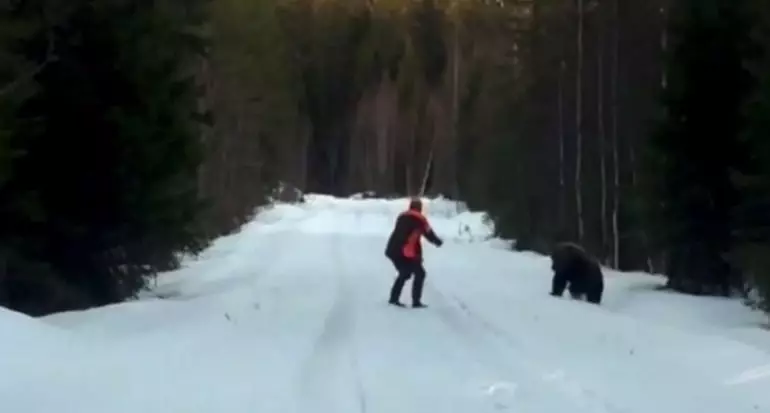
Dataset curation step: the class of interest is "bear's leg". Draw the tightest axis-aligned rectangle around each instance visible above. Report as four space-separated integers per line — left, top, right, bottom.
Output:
585 277 604 304
585 265 604 305
568 278 585 299
586 288 602 304
569 290 585 300
567 264 589 300
551 272 568 297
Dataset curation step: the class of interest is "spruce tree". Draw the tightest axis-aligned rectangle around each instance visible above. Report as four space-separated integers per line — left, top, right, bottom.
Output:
645 0 756 296
731 1 770 310
0 0 208 314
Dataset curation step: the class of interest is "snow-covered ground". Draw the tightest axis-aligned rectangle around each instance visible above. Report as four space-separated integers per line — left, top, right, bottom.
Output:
2 194 770 413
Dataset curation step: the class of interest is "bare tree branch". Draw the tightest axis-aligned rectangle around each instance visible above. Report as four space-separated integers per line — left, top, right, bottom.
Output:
0 5 57 98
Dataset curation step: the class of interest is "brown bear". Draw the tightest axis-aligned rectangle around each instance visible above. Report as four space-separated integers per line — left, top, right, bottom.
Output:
549 242 604 305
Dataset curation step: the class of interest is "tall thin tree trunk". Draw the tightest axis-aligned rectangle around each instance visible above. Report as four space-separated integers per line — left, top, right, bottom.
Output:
297 122 309 190
406 112 416 195
611 0 620 269
598 12 608 264
558 59 567 236
661 6 668 90
628 144 654 272
449 18 461 198
575 0 585 242
419 147 433 196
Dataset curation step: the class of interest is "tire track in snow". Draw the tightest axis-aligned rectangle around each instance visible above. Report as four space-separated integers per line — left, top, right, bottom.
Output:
330 233 369 413
169 207 330 326
240 208 327 286
183 211 325 323
426 284 631 413
294 233 366 413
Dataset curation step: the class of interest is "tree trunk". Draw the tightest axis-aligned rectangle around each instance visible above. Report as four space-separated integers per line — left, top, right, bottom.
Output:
575 0 585 242
598 10 608 263
558 59 567 237
628 144 654 272
661 6 668 90
419 146 433 196
611 0 620 269
449 19 461 197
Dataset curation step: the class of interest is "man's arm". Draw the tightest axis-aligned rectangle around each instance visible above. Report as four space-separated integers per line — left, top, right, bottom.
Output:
423 225 443 247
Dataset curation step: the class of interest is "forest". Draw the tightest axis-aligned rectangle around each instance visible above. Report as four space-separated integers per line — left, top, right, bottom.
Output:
0 0 769 316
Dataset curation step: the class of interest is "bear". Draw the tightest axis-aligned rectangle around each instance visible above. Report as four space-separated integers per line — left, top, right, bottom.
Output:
549 242 604 305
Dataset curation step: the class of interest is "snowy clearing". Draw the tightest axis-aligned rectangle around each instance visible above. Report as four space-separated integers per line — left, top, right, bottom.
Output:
2 194 770 413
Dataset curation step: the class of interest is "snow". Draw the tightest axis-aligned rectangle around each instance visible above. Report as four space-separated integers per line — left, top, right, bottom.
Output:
2 194 770 413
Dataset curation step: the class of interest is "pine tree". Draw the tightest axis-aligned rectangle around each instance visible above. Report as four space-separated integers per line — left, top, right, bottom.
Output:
0 1 75 311
0 0 208 314
644 0 756 296
201 0 305 236
731 0 770 310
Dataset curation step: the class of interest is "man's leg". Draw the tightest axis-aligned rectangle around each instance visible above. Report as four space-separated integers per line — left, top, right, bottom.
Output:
389 257 412 304
411 261 427 307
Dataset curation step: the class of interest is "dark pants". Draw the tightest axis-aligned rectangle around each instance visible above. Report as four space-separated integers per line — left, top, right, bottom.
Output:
388 255 426 305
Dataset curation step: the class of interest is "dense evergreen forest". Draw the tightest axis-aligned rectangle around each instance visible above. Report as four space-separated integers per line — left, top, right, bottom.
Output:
1 0 769 316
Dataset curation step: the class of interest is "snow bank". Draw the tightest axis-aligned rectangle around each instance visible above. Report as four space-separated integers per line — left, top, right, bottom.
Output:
0 307 84 387
258 193 494 243
599 270 770 352
0 308 75 353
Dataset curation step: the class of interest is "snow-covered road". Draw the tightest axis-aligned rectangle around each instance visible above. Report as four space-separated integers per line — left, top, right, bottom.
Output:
2 195 770 413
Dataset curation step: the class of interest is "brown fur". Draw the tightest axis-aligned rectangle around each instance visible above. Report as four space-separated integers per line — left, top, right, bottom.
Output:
550 242 604 304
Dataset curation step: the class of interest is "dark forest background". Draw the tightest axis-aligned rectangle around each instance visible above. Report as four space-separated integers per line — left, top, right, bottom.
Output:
1 0 770 317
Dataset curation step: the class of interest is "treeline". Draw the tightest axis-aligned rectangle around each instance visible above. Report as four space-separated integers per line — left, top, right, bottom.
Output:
0 0 210 315
2 0 770 315
465 0 770 311
645 0 770 308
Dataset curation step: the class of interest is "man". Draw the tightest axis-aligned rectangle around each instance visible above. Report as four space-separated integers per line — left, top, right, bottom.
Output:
384 198 443 308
